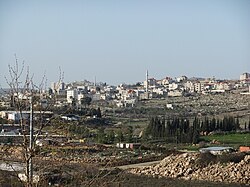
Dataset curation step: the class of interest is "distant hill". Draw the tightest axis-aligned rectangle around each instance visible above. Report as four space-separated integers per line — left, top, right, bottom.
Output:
188 77 206 81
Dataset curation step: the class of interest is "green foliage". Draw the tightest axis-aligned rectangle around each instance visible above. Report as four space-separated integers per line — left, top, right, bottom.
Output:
96 128 106 143
0 117 8 124
144 116 198 144
68 124 89 138
201 132 250 146
106 130 115 143
80 96 92 108
116 130 124 143
144 115 244 144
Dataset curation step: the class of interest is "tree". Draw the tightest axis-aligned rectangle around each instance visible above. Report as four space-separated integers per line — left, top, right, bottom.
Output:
96 107 102 118
96 128 106 143
4 57 62 186
106 130 115 143
116 130 124 143
80 96 92 108
125 126 133 142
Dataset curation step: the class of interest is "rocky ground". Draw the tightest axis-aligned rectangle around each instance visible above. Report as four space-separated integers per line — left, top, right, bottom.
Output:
128 152 250 184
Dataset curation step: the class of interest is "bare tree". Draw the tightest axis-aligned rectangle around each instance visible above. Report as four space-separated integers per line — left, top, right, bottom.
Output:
1 56 123 186
3 56 63 186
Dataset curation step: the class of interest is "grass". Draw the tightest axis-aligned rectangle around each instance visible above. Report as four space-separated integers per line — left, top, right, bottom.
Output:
201 132 250 147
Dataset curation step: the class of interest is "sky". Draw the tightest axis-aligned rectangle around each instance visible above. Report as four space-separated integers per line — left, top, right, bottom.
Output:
0 0 250 87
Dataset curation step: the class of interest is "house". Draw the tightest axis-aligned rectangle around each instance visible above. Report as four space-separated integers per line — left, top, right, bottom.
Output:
177 76 187 82
240 72 250 84
92 93 101 101
66 89 78 103
194 82 205 93
184 81 195 93
0 111 30 122
168 90 183 97
61 114 79 121
168 83 179 90
166 104 173 109
240 86 250 95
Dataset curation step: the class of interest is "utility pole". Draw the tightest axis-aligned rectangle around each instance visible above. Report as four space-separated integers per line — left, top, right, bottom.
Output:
29 96 33 186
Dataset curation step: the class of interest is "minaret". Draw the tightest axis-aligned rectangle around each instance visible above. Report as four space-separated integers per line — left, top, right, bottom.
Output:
145 70 149 99
146 70 149 92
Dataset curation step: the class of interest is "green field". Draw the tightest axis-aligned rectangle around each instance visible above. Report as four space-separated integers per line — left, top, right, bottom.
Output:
201 132 250 147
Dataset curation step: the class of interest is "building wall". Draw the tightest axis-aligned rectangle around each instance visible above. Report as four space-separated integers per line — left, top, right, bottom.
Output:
66 89 78 103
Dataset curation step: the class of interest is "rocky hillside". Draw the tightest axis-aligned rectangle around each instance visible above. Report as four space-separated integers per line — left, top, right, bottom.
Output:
128 153 250 184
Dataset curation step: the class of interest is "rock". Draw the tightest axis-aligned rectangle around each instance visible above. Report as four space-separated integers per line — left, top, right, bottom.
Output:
244 155 250 163
127 152 250 184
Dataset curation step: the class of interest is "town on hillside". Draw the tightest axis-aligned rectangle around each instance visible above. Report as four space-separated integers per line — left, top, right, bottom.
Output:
2 71 248 109
0 72 250 186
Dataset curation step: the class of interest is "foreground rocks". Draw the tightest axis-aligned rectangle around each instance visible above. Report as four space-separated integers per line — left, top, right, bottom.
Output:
128 153 250 184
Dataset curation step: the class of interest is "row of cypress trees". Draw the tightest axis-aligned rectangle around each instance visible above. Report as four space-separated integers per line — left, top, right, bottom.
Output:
144 116 243 144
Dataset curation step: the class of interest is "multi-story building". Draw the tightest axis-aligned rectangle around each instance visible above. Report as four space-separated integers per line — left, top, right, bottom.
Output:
240 72 250 84
194 82 204 93
66 89 78 103
184 81 195 93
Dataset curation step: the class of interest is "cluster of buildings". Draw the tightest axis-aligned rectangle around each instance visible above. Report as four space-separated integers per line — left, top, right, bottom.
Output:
47 72 250 108
0 72 249 109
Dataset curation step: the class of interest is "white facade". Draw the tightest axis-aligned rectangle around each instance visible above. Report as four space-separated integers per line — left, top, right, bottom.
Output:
77 93 85 104
215 82 232 91
166 104 173 109
240 72 250 84
169 83 179 90
184 81 195 92
67 89 78 103
92 93 101 101
240 73 250 81
177 76 187 82
194 82 204 93
168 90 182 97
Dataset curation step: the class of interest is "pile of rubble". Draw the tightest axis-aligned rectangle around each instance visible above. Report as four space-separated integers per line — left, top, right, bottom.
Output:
129 153 250 184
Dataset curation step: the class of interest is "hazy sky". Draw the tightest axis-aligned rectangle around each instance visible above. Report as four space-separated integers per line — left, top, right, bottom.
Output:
0 0 250 87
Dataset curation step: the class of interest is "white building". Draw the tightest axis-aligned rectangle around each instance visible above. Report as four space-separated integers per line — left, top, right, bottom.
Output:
66 89 78 103
240 72 250 81
168 90 182 97
215 82 232 91
92 93 101 101
184 81 195 92
168 83 179 90
240 72 250 84
177 76 187 82
152 88 165 95
194 82 204 93
166 104 173 109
